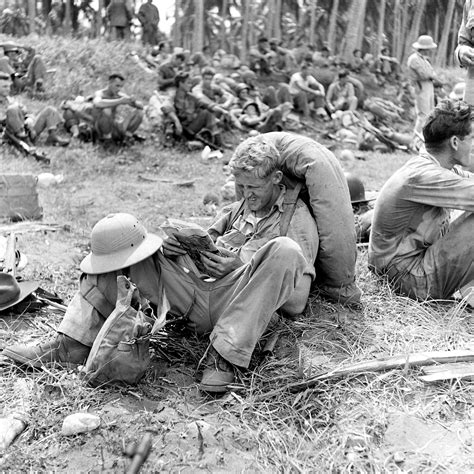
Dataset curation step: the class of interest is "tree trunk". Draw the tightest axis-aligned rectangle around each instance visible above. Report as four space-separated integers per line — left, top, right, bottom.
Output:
447 7 459 67
97 0 103 37
435 0 456 67
241 0 250 63
433 10 439 47
376 0 386 57
64 0 72 35
274 0 282 41
220 0 228 49
193 0 204 52
27 0 35 34
343 0 367 62
327 0 340 53
392 0 401 60
174 0 181 47
309 0 317 46
267 0 274 38
402 0 427 64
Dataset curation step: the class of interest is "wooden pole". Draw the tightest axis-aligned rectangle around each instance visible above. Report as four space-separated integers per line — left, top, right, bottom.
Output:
309 0 317 46
27 0 35 35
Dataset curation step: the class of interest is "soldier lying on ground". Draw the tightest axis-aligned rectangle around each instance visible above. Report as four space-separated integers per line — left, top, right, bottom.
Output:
0 71 69 146
369 99 474 300
0 42 47 94
3 134 360 393
238 101 284 134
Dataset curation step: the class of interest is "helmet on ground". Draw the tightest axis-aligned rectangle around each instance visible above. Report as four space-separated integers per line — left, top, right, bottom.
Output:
345 172 368 203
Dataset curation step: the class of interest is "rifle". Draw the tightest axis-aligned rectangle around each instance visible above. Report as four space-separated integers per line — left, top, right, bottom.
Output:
2 128 50 164
184 127 223 153
355 113 409 152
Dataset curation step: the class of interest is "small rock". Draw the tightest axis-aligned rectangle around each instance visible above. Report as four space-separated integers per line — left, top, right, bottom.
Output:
393 451 405 463
0 415 27 453
61 413 100 436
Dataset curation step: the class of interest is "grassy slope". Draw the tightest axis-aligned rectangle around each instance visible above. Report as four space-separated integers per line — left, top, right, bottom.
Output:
0 35 473 472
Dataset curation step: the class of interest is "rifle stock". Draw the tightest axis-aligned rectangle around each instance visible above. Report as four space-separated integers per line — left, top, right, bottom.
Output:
2 128 50 164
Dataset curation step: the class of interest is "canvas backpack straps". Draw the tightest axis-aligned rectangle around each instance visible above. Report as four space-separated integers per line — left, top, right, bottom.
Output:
224 198 246 233
80 274 116 318
279 182 303 237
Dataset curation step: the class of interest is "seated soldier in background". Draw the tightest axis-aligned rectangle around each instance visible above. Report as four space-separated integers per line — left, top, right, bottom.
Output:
268 38 297 76
326 69 358 115
0 71 69 146
192 66 235 111
61 96 95 141
369 99 474 301
162 71 226 147
92 72 144 145
0 42 47 94
157 52 186 91
249 37 274 75
289 62 327 119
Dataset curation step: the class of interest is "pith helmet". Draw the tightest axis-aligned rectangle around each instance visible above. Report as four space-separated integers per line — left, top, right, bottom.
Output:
80 213 163 274
412 35 437 50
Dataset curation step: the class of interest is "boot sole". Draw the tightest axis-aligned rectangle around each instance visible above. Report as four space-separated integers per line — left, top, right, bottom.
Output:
2 348 80 369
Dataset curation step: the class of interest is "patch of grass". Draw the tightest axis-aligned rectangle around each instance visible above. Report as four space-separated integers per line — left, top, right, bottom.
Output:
0 34 472 472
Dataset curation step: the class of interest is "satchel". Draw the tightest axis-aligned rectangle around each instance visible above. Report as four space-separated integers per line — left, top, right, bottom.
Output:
83 275 154 387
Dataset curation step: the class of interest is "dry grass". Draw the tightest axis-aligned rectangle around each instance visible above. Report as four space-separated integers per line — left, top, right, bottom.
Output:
0 35 473 472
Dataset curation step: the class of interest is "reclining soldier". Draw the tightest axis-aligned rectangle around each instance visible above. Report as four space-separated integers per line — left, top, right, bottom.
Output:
3 134 359 393
0 42 47 94
0 71 69 146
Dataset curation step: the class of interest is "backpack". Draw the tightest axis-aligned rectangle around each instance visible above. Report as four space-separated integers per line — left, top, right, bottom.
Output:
82 275 156 387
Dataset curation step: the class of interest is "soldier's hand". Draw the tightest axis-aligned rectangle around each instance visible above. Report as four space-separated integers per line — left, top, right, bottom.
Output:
174 122 183 135
458 45 474 67
201 249 244 278
162 236 187 258
213 106 227 117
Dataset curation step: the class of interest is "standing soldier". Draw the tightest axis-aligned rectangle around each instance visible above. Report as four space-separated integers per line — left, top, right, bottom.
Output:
137 0 160 46
406 35 439 147
106 0 133 41
456 0 474 104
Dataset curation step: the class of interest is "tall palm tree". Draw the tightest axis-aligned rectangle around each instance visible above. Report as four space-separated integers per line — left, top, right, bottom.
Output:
402 0 427 63
435 0 456 67
342 0 367 61
376 0 386 57
327 0 340 52
193 0 205 51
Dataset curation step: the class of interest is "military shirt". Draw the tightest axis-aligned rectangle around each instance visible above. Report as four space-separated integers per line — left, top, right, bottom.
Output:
208 186 318 279
368 152 474 273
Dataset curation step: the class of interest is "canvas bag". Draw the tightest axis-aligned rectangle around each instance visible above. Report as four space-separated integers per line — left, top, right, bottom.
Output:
83 275 157 387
